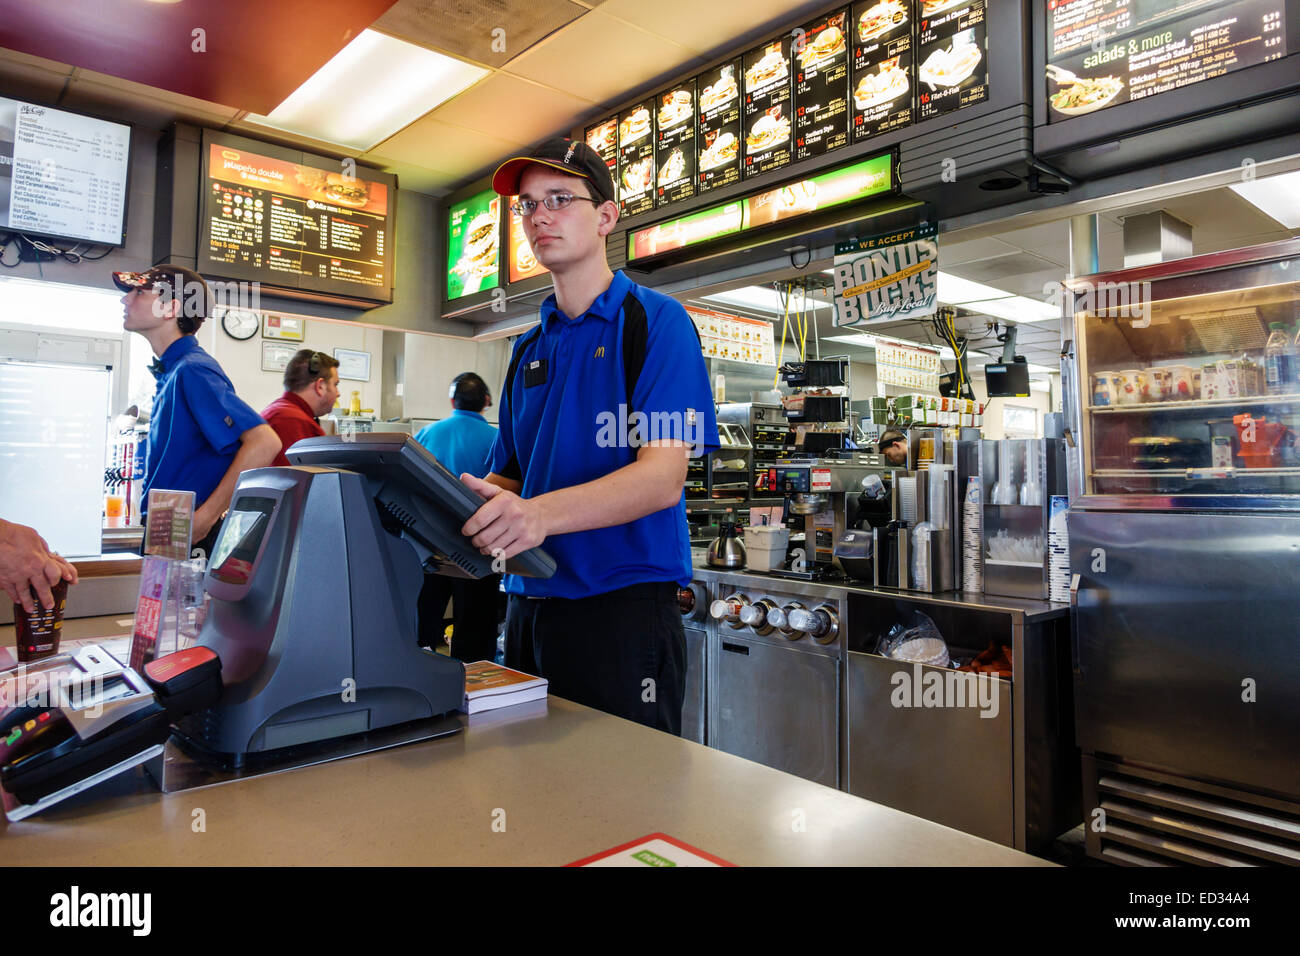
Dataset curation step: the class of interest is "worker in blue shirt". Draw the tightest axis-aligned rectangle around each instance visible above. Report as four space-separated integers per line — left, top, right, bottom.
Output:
114 265 281 558
413 373 502 662
459 138 718 736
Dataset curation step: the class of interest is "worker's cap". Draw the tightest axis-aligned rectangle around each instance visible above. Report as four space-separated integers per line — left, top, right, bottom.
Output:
491 137 615 204
113 264 213 332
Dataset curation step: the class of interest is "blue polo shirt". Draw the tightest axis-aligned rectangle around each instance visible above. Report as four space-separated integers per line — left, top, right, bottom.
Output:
143 335 265 512
488 270 718 598
414 409 498 479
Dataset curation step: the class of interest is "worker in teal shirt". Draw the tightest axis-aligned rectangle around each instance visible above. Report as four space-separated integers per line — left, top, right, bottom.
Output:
413 373 502 662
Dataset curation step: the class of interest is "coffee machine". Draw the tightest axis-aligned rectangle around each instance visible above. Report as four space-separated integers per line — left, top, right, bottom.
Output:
767 455 892 579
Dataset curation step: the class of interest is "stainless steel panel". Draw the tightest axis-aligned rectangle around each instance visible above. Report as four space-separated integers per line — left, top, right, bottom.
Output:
682 624 706 745
846 651 1014 846
713 637 839 788
1070 509 1300 799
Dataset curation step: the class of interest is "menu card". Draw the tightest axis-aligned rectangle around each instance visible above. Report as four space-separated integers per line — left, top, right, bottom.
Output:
742 37 794 179
616 99 655 219
916 0 989 120
851 0 915 139
655 81 697 207
697 60 742 194
585 116 617 176
794 9 852 161
1045 0 1289 121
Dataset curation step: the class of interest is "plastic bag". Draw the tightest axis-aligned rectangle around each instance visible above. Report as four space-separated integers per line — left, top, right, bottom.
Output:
876 610 950 667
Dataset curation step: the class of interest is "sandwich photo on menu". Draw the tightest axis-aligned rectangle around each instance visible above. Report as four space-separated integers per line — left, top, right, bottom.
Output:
854 57 909 109
658 89 693 129
746 44 789 89
746 108 791 153
515 241 538 276
621 156 653 197
922 0 968 15
619 107 651 145
453 211 498 281
919 30 983 89
858 0 908 42
798 21 846 69
586 121 615 155
699 131 738 170
700 67 738 111
658 148 686 186
295 168 372 209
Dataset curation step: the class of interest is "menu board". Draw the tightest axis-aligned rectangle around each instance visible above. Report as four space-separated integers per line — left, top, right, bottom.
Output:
794 9 852 161
445 189 500 301
916 0 989 120
200 138 393 301
851 1 916 139
688 308 777 366
1044 0 1291 120
585 117 617 175
743 37 794 179
697 60 743 194
655 81 696 207
506 206 548 284
0 97 130 245
616 99 655 218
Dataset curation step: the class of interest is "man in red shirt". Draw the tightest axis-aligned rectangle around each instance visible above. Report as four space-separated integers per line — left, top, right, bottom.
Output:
261 350 341 466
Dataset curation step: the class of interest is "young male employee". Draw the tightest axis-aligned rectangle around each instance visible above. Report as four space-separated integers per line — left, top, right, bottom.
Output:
878 429 909 467
262 349 340 466
115 265 281 557
414 372 502 662
460 138 718 735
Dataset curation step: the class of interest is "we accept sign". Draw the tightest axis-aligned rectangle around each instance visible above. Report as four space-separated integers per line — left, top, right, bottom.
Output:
831 222 938 327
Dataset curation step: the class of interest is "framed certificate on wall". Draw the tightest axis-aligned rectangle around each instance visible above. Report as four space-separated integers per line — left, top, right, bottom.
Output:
334 348 371 382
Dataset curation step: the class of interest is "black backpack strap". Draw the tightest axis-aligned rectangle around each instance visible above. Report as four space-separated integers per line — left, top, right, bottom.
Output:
621 289 703 447
499 324 543 482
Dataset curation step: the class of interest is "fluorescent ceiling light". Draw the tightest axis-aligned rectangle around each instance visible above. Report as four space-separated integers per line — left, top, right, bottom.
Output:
823 332 880 349
1029 378 1052 392
1229 169 1300 228
245 30 487 151
701 286 830 316
961 296 1058 324
937 271 1015 305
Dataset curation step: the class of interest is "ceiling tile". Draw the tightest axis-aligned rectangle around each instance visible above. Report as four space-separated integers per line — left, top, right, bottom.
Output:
599 0 839 58
369 118 526 183
373 0 588 68
939 236 1019 265
427 73 596 146
505 10 699 107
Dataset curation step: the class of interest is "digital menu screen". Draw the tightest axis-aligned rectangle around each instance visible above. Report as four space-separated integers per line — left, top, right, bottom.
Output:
0 97 130 246
1045 0 1292 121
585 117 617 175
916 0 989 120
655 81 696 207
743 37 794 179
200 137 393 302
445 189 500 301
617 99 655 218
506 205 548 284
794 9 852 161
851 0 915 139
697 60 743 194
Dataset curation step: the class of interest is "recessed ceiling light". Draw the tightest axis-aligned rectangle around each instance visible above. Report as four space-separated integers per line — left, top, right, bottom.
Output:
961 296 1058 323
1229 169 1300 229
244 30 487 152
937 271 1015 305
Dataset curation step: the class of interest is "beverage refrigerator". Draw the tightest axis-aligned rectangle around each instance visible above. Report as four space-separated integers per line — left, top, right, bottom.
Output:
1062 237 1300 865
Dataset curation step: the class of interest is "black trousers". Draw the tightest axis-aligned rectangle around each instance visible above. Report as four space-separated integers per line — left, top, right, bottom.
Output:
504 582 687 736
417 573 504 663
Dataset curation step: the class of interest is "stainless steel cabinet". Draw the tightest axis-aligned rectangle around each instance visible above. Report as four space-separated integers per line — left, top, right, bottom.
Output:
681 623 707 745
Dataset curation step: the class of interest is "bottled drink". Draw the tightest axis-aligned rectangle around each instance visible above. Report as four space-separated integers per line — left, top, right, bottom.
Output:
1265 323 1291 395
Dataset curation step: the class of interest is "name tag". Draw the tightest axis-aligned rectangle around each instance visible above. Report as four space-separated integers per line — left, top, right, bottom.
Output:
524 358 548 388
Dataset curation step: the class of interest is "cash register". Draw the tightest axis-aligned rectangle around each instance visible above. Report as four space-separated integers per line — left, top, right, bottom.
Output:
2 434 554 814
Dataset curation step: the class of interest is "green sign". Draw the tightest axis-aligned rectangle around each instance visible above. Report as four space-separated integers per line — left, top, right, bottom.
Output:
631 849 677 867
446 189 501 301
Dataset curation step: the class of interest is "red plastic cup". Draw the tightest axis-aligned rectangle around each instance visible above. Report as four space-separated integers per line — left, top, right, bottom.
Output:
13 578 68 663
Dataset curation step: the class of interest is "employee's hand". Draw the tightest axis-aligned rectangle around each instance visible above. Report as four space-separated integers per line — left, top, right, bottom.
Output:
0 519 78 614
460 474 548 560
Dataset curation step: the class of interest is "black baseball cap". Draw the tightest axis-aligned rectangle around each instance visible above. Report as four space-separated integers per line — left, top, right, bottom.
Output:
113 264 213 332
492 137 616 204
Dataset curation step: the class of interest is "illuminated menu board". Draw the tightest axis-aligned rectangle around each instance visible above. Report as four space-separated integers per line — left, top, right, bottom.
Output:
916 0 989 120
585 117 617 175
851 0 915 139
696 60 743 194
743 36 795 179
506 205 548 284
617 99 655 218
793 9 852 161
655 80 696 207
1045 0 1292 120
445 189 500 301
200 137 393 302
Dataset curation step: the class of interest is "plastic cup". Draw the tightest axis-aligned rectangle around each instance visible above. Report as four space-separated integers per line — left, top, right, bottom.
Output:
14 578 68 663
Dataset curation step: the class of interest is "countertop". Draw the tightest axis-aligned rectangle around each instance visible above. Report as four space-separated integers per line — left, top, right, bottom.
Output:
1 616 1048 866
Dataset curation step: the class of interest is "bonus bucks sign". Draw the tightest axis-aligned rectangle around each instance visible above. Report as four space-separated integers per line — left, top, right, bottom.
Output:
832 222 938 326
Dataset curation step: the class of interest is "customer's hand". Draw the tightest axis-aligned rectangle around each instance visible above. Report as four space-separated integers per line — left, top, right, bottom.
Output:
460 475 548 560
0 519 78 613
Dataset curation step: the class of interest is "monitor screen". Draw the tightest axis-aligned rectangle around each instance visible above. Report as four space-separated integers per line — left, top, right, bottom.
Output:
0 96 131 246
286 433 555 580
985 360 1030 398
445 189 501 301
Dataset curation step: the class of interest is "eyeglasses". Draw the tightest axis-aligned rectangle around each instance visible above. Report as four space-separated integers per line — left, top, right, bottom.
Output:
510 193 601 217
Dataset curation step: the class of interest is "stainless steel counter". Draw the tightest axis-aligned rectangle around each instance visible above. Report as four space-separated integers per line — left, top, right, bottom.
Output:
0 616 1047 866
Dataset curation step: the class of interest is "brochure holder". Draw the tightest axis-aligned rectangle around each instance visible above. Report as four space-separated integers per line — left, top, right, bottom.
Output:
130 490 209 670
